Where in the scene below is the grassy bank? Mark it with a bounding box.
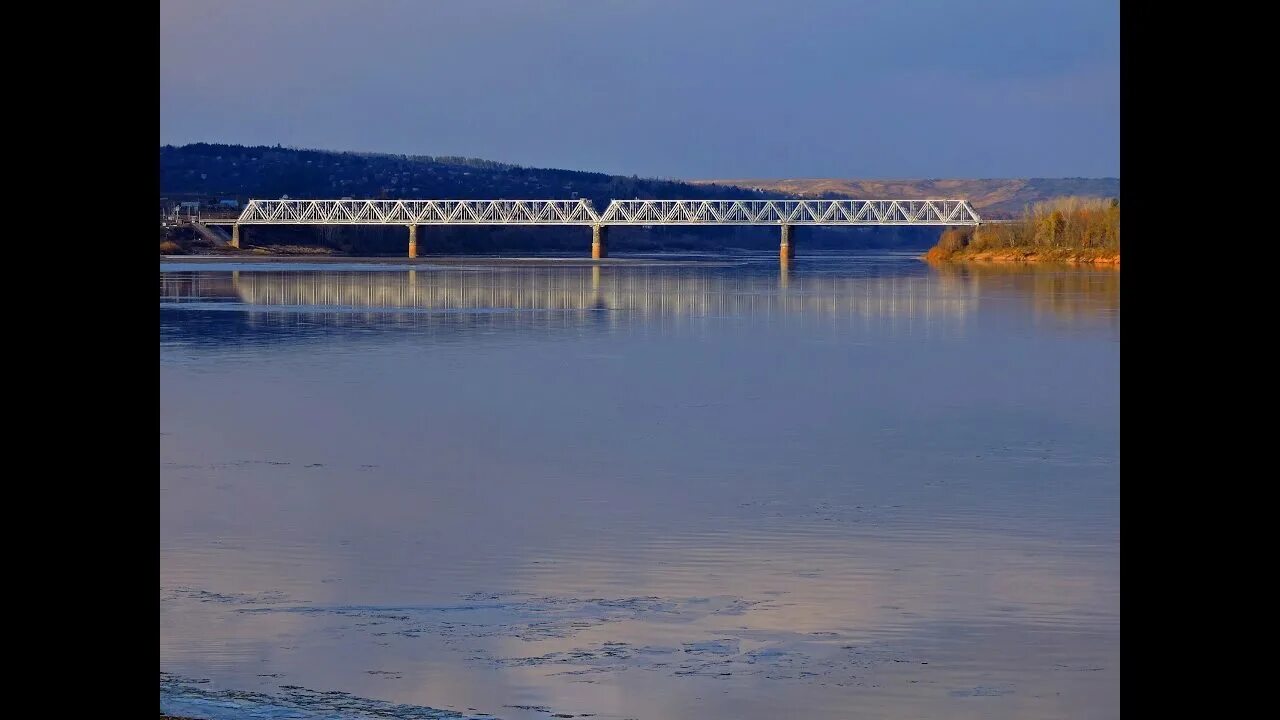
[924,197,1119,264]
[160,225,335,256]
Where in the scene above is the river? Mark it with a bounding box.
[160,252,1119,720]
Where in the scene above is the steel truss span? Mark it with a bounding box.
[238,199,599,225]
[236,199,981,226]
[598,199,979,225]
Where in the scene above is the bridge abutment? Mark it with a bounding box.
[231,224,241,249]
[408,224,418,258]
[780,224,795,259]
[592,224,609,259]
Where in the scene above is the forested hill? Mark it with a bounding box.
[159,143,772,207]
[161,144,1117,220]
[158,143,1108,254]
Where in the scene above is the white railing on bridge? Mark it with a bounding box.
[236,198,981,226]
[598,199,979,225]
[238,199,598,225]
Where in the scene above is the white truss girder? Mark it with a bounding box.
[238,199,600,225]
[236,198,981,226]
[598,200,980,225]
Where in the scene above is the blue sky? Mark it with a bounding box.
[160,0,1118,179]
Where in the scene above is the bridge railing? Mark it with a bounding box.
[238,199,599,225]
[600,199,980,225]
[234,198,981,225]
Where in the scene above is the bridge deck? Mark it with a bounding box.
[229,198,982,226]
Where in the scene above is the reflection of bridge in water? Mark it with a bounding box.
[161,266,978,321]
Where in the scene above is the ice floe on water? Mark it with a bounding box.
[161,671,483,719]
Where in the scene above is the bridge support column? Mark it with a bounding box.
[231,224,241,249]
[408,224,418,258]
[780,224,795,259]
[592,224,609,259]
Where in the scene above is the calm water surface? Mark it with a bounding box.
[160,252,1119,720]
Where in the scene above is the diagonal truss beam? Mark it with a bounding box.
[597,200,980,225]
[236,199,981,225]
[238,199,604,225]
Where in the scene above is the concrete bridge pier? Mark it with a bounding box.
[408,224,419,258]
[231,224,241,249]
[780,224,795,259]
[592,224,609,259]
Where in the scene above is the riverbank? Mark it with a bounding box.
[161,223,337,256]
[924,245,1120,265]
[923,197,1119,265]
[161,241,336,257]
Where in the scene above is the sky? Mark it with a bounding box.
[159,0,1118,179]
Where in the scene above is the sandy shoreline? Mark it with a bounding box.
[931,253,1119,265]
[923,249,1120,265]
